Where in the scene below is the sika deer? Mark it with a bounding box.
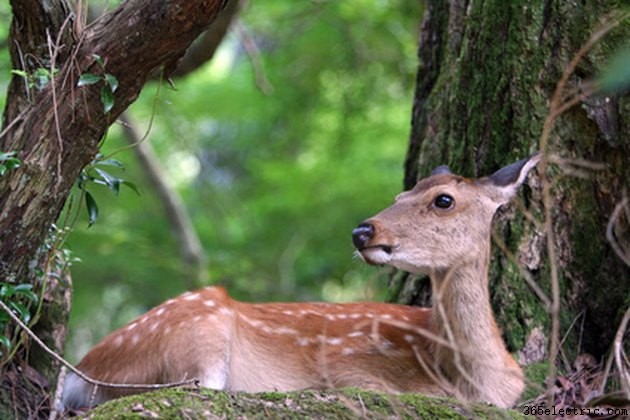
[353,153,540,407]
[61,155,538,411]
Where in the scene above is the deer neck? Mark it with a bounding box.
[429,242,509,376]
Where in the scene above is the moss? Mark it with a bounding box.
[82,387,526,419]
[521,361,550,402]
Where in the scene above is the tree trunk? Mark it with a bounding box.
[0,0,228,417]
[394,0,629,369]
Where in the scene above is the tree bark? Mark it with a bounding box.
[395,0,630,365]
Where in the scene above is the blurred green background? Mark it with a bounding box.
[0,1,423,361]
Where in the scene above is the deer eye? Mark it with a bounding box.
[433,194,454,209]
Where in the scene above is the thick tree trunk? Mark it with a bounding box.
[395,0,629,368]
[0,0,228,417]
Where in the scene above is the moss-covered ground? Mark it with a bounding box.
[81,387,527,419]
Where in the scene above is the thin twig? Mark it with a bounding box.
[0,299,199,392]
[606,194,630,266]
[234,21,274,95]
[613,307,630,397]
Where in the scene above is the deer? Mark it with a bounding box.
[61,154,539,411]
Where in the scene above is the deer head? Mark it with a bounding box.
[352,154,540,275]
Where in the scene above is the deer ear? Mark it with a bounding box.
[482,153,540,205]
[431,165,452,176]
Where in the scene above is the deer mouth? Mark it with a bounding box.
[357,245,394,265]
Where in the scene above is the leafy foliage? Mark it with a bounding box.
[0,151,20,176]
[77,55,120,113]
[0,283,39,356]
[76,155,140,227]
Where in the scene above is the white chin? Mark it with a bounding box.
[360,248,392,265]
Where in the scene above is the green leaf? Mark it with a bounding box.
[0,151,17,160]
[9,301,31,324]
[13,284,38,305]
[85,191,99,227]
[597,47,630,93]
[100,86,115,113]
[11,70,28,78]
[121,180,141,195]
[78,73,102,87]
[0,335,11,351]
[13,284,31,292]
[94,168,121,195]
[104,73,119,93]
[92,54,104,68]
[96,158,124,168]
[0,283,10,297]
[0,156,20,176]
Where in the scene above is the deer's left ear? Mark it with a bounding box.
[480,153,541,206]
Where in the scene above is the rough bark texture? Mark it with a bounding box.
[0,0,228,417]
[391,0,630,366]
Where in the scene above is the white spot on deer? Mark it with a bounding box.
[183,293,200,301]
[349,313,362,319]
[126,322,138,331]
[219,307,233,316]
[325,314,335,321]
[326,337,343,346]
[336,314,348,320]
[150,321,160,332]
[404,334,415,343]
[297,337,310,346]
[138,316,148,324]
[300,309,321,316]
[347,331,364,338]
[379,314,393,320]
[274,326,297,335]
[131,334,140,346]
[156,307,166,317]
[112,334,124,348]
[282,310,294,316]
[342,347,355,356]
[193,315,202,323]
[203,300,216,308]
[241,316,263,328]
[164,299,175,305]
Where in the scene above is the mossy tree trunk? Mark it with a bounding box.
[391,0,629,366]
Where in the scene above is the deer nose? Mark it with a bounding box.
[352,223,374,250]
